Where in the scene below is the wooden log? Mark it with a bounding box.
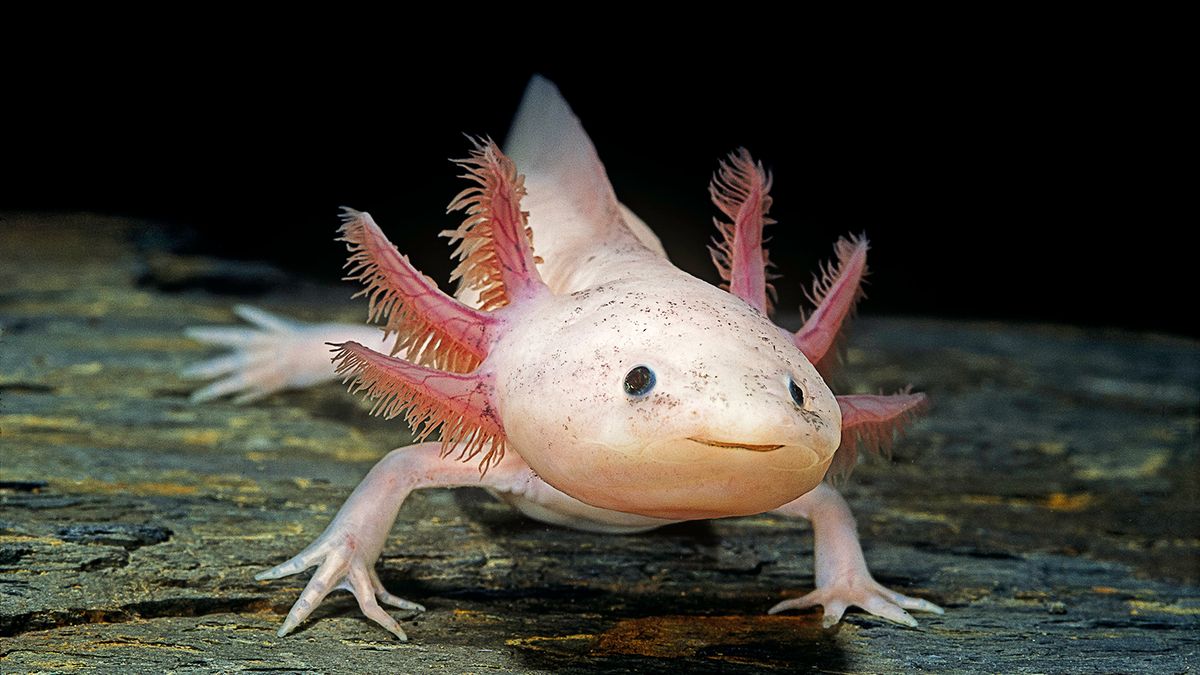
[1,213,1196,672]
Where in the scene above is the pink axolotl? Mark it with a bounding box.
[184,76,942,640]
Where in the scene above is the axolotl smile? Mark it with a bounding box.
[686,438,784,451]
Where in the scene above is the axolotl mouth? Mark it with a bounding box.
[687,437,785,452]
[567,437,830,520]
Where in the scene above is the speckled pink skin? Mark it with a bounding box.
[184,77,942,640]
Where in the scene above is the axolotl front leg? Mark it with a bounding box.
[256,443,539,639]
[770,483,943,627]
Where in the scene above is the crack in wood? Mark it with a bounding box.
[0,596,273,638]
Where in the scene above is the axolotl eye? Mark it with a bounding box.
[789,377,806,408]
[624,365,656,397]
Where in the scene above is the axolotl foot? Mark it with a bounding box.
[768,573,944,628]
[256,537,423,640]
[770,483,944,628]
[183,305,385,403]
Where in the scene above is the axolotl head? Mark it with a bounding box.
[493,271,841,521]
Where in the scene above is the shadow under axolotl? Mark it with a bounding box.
[389,489,848,671]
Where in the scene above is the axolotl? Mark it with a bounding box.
[184,76,942,640]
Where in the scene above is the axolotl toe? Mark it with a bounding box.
[184,76,942,640]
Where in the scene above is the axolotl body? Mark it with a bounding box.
[185,76,942,640]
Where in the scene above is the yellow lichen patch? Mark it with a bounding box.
[66,361,104,376]
[194,521,304,539]
[0,534,65,547]
[1075,452,1168,480]
[962,492,1096,512]
[89,638,202,653]
[1044,492,1094,512]
[281,499,330,513]
[134,482,201,496]
[1037,441,1067,455]
[64,478,200,497]
[25,657,88,672]
[452,608,504,623]
[278,430,381,462]
[0,414,82,430]
[504,633,597,651]
[280,435,328,451]
[338,637,407,650]
[201,474,261,493]
[962,494,1006,506]
[1128,600,1200,616]
[732,515,791,529]
[179,429,222,445]
[948,586,1006,603]
[58,470,260,497]
[887,508,961,531]
[1014,439,1068,456]
[119,335,201,351]
[25,634,207,656]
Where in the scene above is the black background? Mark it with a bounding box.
[4,31,1189,337]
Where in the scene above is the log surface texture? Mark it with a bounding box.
[1,214,1197,673]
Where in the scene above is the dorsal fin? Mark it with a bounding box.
[504,75,624,231]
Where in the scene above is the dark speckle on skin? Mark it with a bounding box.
[648,392,680,409]
[481,401,501,424]
[800,408,825,429]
